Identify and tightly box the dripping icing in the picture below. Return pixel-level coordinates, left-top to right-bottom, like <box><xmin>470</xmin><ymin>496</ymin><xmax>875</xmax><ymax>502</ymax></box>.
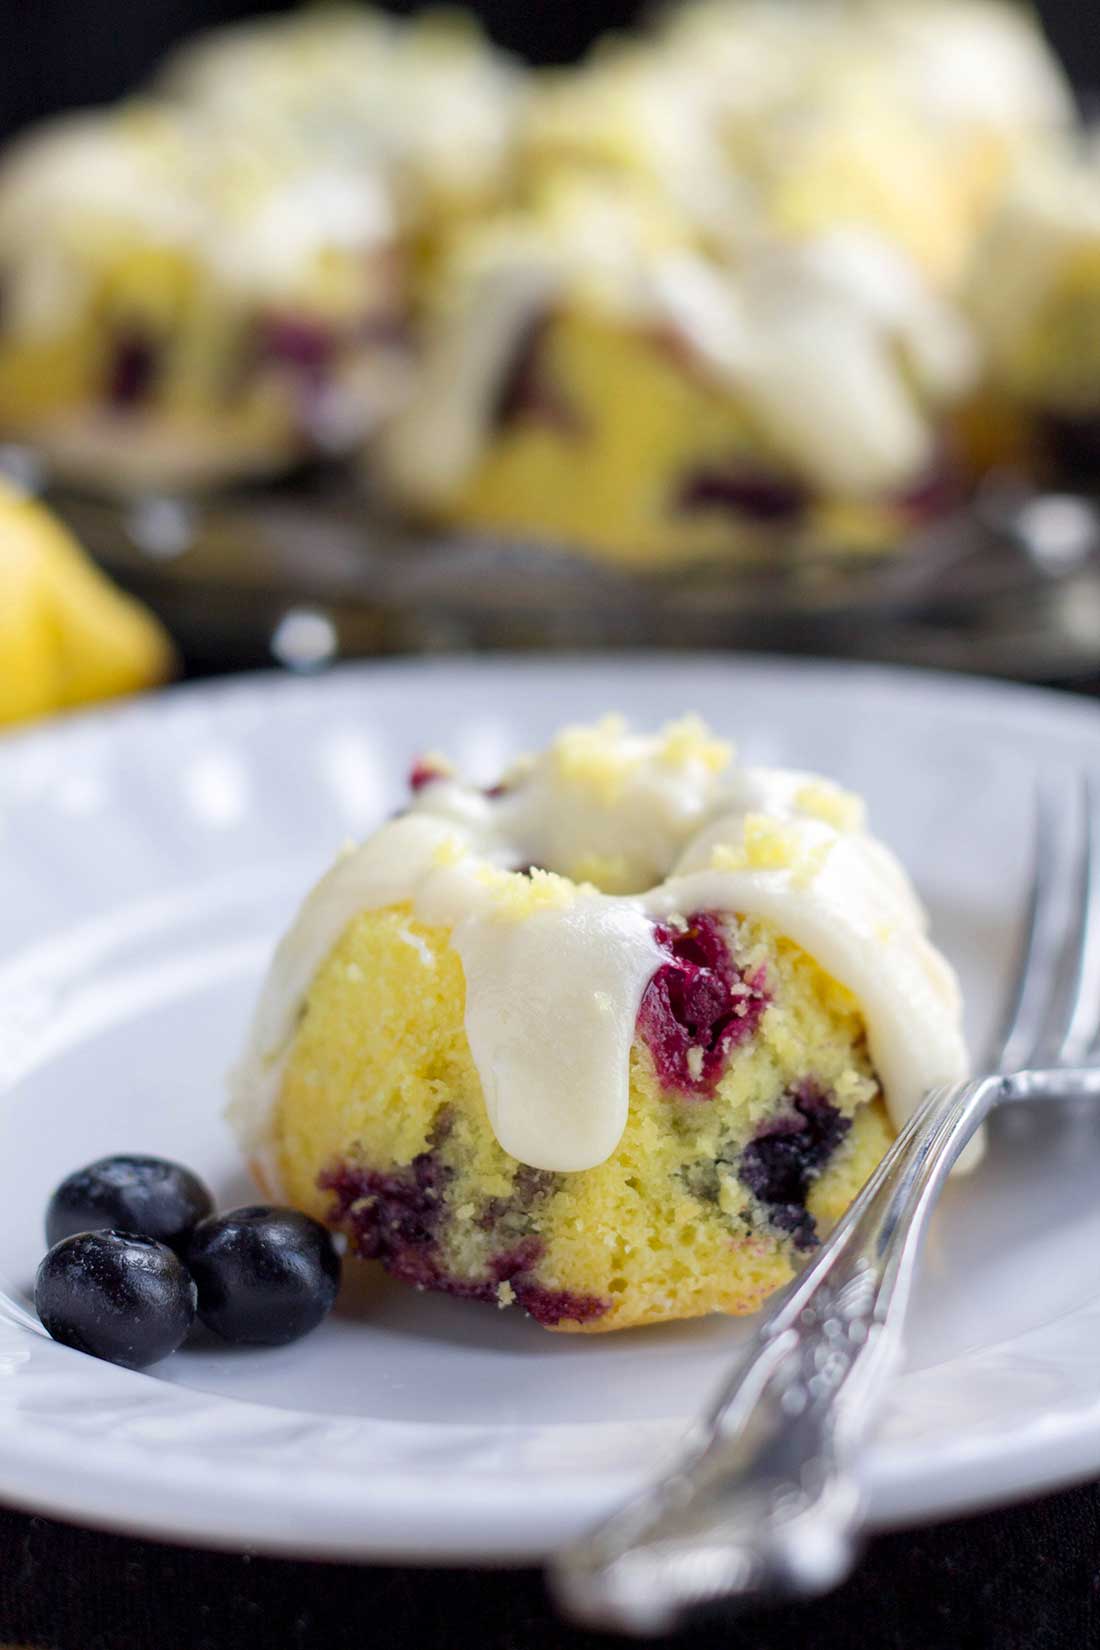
<box><xmin>229</xmin><ymin>716</ymin><xmax>968</xmax><ymax>1175</ymax></box>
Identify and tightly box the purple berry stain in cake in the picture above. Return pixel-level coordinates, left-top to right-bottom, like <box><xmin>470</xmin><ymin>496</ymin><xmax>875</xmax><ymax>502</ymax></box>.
<box><xmin>738</xmin><ymin>1083</ymin><xmax>851</xmax><ymax>1251</ymax></box>
<box><xmin>319</xmin><ymin>1128</ymin><xmax>607</xmax><ymax>1327</ymax></box>
<box><xmin>893</xmin><ymin>451</ymin><xmax>961</xmax><ymax>522</ymax></box>
<box><xmin>107</xmin><ymin>332</ymin><xmax>159</xmax><ymax>409</ymax></box>
<box><xmin>492</xmin><ymin>312</ymin><xmax>584</xmax><ymax>437</ymax></box>
<box><xmin>638</xmin><ymin>913</ymin><xmax>769</xmax><ymax>1095</ymax></box>
<box><xmin>408</xmin><ymin>757</ymin><xmax>447</xmax><ymax>793</ymax></box>
<box><xmin>321</xmin><ymin>1145</ymin><xmax>449</xmax><ymax>1293</ymax></box>
<box><xmin>258</xmin><ymin>314</ymin><xmax>337</xmax><ymax>383</ymax></box>
<box><xmin>356</xmin><ymin>310</ymin><xmax>413</xmax><ymax>352</ymax></box>
<box><xmin>675</xmin><ymin>465</ymin><xmax>808</xmax><ymax>525</ymax></box>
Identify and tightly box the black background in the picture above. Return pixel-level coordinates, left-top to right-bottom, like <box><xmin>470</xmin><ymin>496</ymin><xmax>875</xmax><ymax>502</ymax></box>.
<box><xmin>0</xmin><ymin>0</ymin><xmax>1097</xmax><ymax>144</ymax></box>
<box><xmin>3</xmin><ymin>1482</ymin><xmax>1100</xmax><ymax>1650</ymax></box>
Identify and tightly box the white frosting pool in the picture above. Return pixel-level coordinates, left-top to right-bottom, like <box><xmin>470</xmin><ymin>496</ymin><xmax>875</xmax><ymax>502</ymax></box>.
<box><xmin>229</xmin><ymin>717</ymin><xmax>968</xmax><ymax>1176</ymax></box>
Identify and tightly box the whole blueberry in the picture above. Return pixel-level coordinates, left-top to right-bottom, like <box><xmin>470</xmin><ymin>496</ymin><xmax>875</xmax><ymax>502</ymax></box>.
<box><xmin>186</xmin><ymin>1206</ymin><xmax>341</xmax><ymax>1347</ymax></box>
<box><xmin>35</xmin><ymin>1231</ymin><xmax>197</xmax><ymax>1370</ymax></box>
<box><xmin>45</xmin><ymin>1155</ymin><xmax>215</xmax><ymax>1252</ymax></box>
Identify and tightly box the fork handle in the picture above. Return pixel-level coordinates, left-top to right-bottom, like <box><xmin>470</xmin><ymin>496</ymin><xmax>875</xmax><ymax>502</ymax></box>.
<box><xmin>551</xmin><ymin>1074</ymin><xmax>1005</xmax><ymax>1636</ymax></box>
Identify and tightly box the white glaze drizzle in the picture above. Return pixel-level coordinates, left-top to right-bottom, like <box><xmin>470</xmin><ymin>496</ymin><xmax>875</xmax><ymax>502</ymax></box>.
<box><xmin>229</xmin><ymin>719</ymin><xmax>968</xmax><ymax>1176</ymax></box>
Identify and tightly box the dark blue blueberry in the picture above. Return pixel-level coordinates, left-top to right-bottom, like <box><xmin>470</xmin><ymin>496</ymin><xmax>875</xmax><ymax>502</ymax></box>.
<box><xmin>186</xmin><ymin>1206</ymin><xmax>341</xmax><ymax>1346</ymax></box>
<box><xmin>739</xmin><ymin>1088</ymin><xmax>851</xmax><ymax>1251</ymax></box>
<box><xmin>46</xmin><ymin>1155</ymin><xmax>215</xmax><ymax>1253</ymax></box>
<box><xmin>675</xmin><ymin>465</ymin><xmax>808</xmax><ymax>524</ymax></box>
<box><xmin>35</xmin><ymin>1230</ymin><xmax>196</xmax><ymax>1369</ymax></box>
<box><xmin>107</xmin><ymin>332</ymin><xmax>159</xmax><ymax>408</ymax></box>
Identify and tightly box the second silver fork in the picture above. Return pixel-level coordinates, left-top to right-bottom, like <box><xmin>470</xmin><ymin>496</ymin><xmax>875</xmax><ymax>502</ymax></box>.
<box><xmin>552</xmin><ymin>778</ymin><xmax>1100</xmax><ymax>1635</ymax></box>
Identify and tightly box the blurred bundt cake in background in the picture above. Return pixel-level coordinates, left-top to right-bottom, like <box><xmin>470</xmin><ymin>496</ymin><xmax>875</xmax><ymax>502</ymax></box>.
<box><xmin>0</xmin><ymin>0</ymin><xmax>1087</xmax><ymax>563</ymax></box>
<box><xmin>0</xmin><ymin>101</ymin><xmax>409</xmax><ymax>490</ymax></box>
<box><xmin>375</xmin><ymin>180</ymin><xmax>976</xmax><ymax>563</ymax></box>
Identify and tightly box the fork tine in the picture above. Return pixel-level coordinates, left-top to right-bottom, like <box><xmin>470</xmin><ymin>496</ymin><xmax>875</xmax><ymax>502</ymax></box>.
<box><xmin>986</xmin><ymin>780</ymin><xmax>1059</xmax><ymax>1072</ymax></box>
<box><xmin>1051</xmin><ymin>774</ymin><xmax>1100</xmax><ymax>1064</ymax></box>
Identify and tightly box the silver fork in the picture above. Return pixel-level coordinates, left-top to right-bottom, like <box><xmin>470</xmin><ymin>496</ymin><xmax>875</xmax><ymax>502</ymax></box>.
<box><xmin>551</xmin><ymin>776</ymin><xmax>1100</xmax><ymax>1636</ymax></box>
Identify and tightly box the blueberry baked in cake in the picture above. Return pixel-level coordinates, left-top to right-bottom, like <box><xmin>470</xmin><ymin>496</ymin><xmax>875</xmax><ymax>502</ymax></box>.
<box><xmin>231</xmin><ymin>716</ymin><xmax>967</xmax><ymax>1332</ymax></box>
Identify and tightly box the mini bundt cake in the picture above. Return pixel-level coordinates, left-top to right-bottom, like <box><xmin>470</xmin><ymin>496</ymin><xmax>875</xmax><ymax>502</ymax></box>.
<box><xmin>374</xmin><ymin>183</ymin><xmax>976</xmax><ymax>566</ymax></box>
<box><xmin>0</xmin><ymin>101</ymin><xmax>409</xmax><ymax>490</ymax></box>
<box><xmin>231</xmin><ymin>716</ymin><xmax>967</xmax><ymax>1333</ymax></box>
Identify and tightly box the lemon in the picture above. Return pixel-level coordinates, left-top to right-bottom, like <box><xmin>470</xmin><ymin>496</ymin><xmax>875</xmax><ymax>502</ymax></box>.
<box><xmin>0</xmin><ymin>479</ymin><xmax>174</xmax><ymax>726</ymax></box>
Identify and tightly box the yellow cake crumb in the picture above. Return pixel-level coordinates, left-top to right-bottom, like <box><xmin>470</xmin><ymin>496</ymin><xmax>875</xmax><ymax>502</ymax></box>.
<box><xmin>566</xmin><ymin>852</ymin><xmax>636</xmax><ymax>894</ymax></box>
<box><xmin>475</xmin><ymin>864</ymin><xmax>581</xmax><ymax>918</ymax></box>
<box><xmin>742</xmin><ymin>815</ymin><xmax>800</xmax><ymax>870</ymax></box>
<box><xmin>551</xmin><ymin>714</ymin><xmax>636</xmax><ymax>804</ymax></box>
<box><xmin>709</xmin><ymin>817</ymin><xmax>799</xmax><ymax>873</ymax></box>
<box><xmin>431</xmin><ymin>835</ymin><xmax>467</xmax><ymax>869</ymax></box>
<box><xmin>656</xmin><ymin>715</ymin><xmax>733</xmax><ymax>775</ymax></box>
<box><xmin>795</xmin><ymin>781</ymin><xmax>866</xmax><ymax>834</ymax></box>
<box><xmin>708</xmin><ymin>817</ymin><xmax>835</xmax><ymax>888</ymax></box>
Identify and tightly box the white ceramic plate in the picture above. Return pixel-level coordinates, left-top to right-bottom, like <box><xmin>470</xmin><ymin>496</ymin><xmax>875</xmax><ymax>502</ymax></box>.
<box><xmin>1</xmin><ymin>656</ymin><xmax>1099</xmax><ymax>1563</ymax></box>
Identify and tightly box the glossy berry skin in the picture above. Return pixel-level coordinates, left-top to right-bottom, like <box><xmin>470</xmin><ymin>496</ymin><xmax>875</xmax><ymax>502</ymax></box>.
<box><xmin>35</xmin><ymin>1231</ymin><xmax>196</xmax><ymax>1370</ymax></box>
<box><xmin>46</xmin><ymin>1154</ymin><xmax>215</xmax><ymax>1253</ymax></box>
<box><xmin>186</xmin><ymin>1206</ymin><xmax>341</xmax><ymax>1347</ymax></box>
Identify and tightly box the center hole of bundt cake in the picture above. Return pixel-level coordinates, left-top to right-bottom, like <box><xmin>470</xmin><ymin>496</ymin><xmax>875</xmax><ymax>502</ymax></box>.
<box><xmin>637</xmin><ymin>912</ymin><xmax>769</xmax><ymax>1096</ymax></box>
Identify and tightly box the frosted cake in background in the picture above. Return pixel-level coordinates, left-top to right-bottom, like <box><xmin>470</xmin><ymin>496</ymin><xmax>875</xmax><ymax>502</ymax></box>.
<box><xmin>0</xmin><ymin>0</ymin><xmax>1088</xmax><ymax>554</ymax></box>
<box><xmin>376</xmin><ymin>181</ymin><xmax>976</xmax><ymax>564</ymax></box>
<box><xmin>0</xmin><ymin>102</ymin><xmax>409</xmax><ymax>490</ymax></box>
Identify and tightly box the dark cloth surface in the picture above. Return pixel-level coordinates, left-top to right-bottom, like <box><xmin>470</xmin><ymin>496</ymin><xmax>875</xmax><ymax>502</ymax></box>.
<box><xmin>0</xmin><ymin>1482</ymin><xmax>1098</xmax><ymax>1650</ymax></box>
